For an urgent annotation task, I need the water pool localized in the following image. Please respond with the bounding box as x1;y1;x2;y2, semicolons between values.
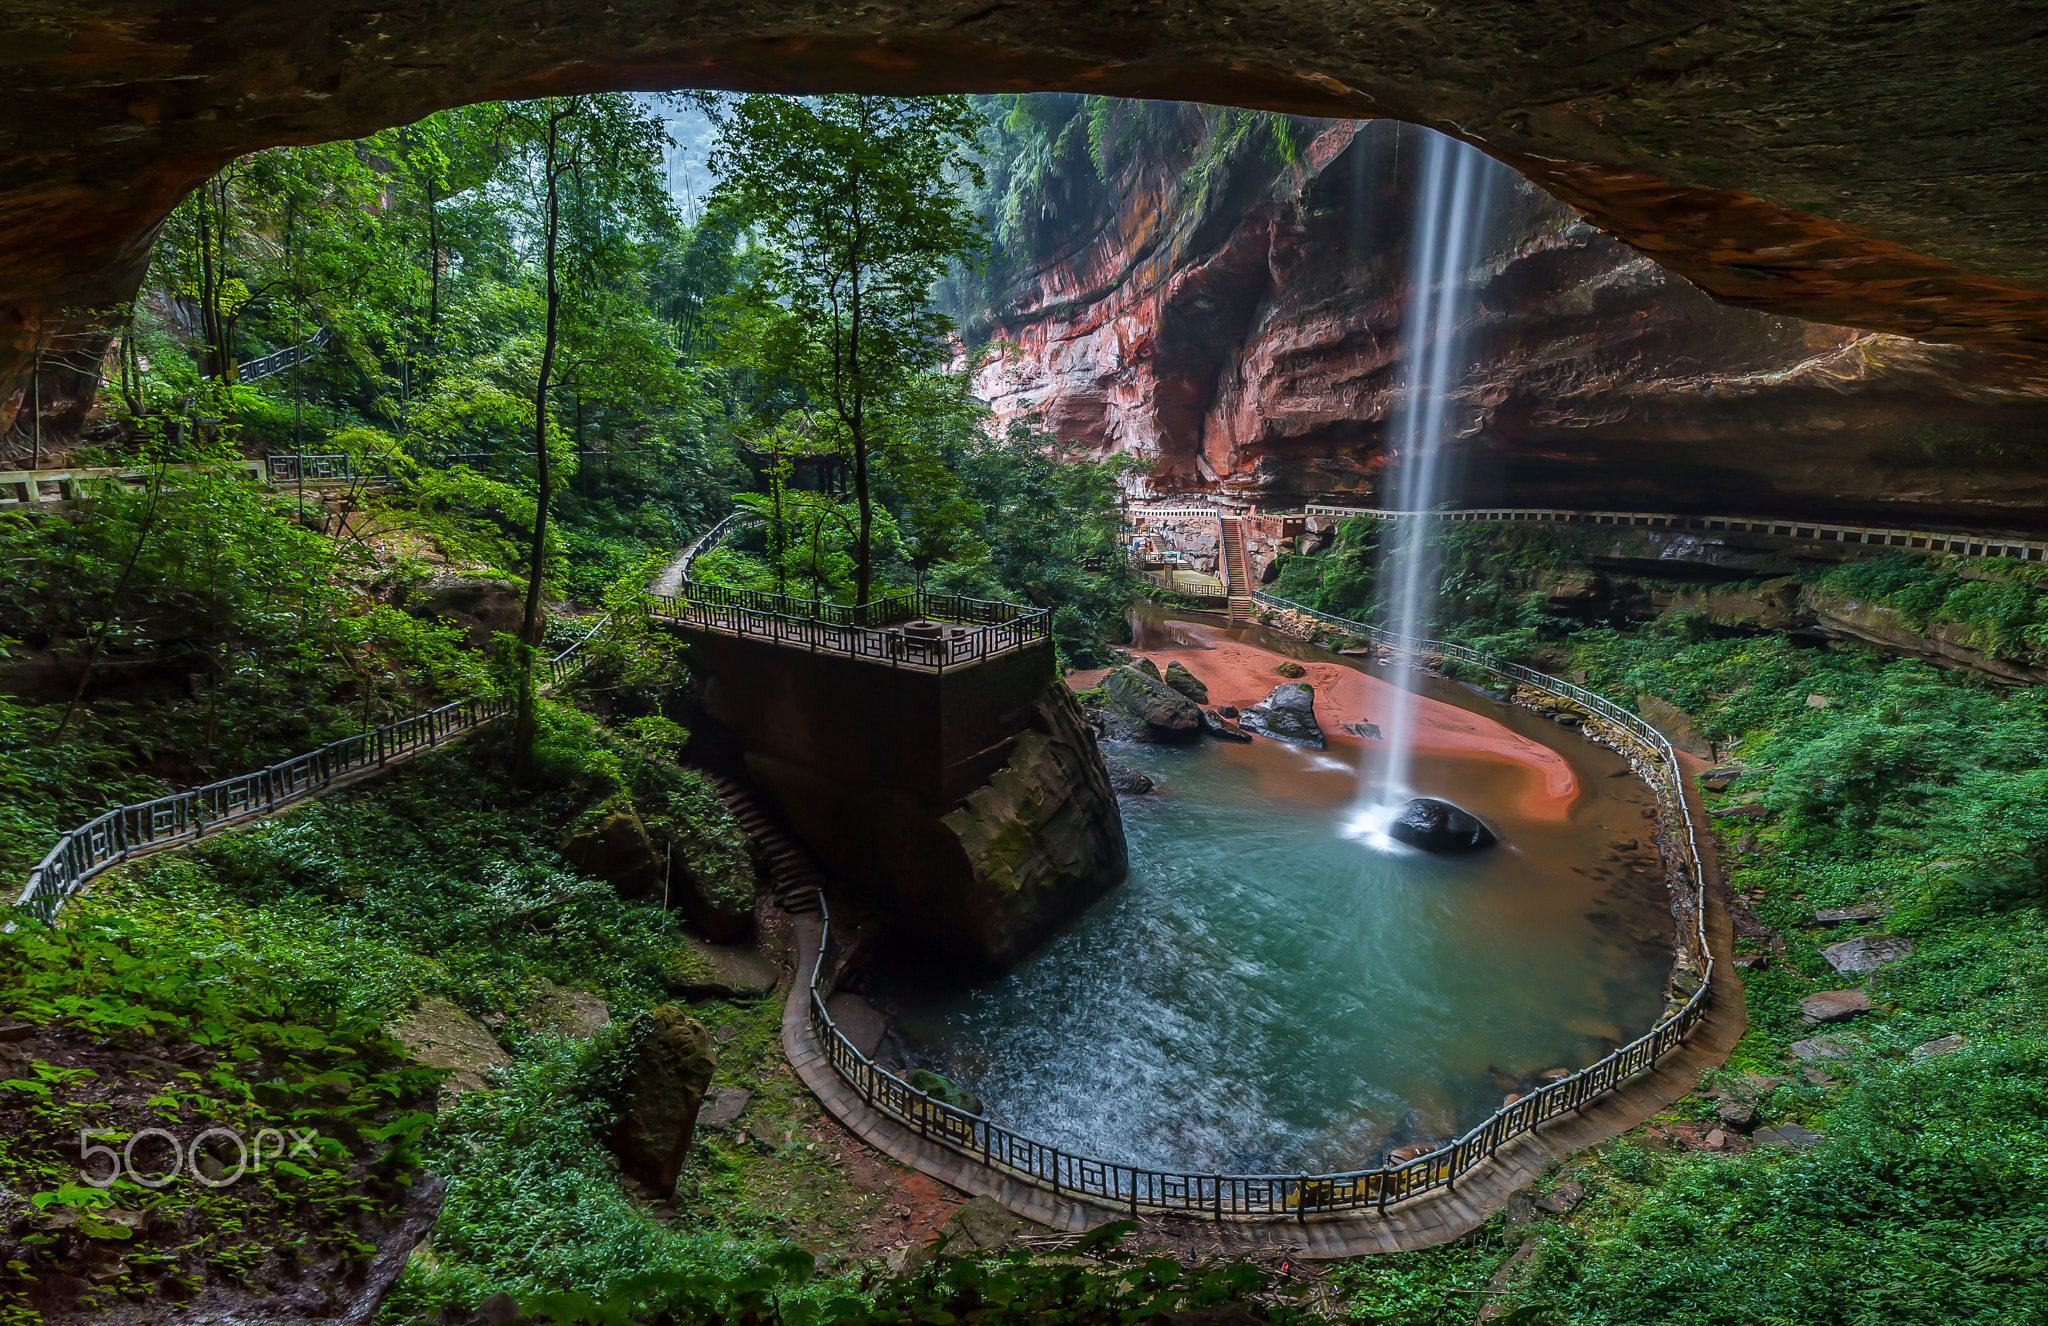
870;622;1675;1176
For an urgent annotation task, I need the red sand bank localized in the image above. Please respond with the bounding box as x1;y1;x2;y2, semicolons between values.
1070;620;1578;821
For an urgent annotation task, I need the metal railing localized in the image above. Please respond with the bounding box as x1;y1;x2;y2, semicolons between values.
263;452;495;484
1300;503;2048;564
649;513;1051;672
236;328;332;384
806;590;1713;1223
13;599;616;926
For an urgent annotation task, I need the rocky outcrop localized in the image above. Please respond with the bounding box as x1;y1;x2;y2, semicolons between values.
1102;664;1205;742
669;934;781;1001
1388;798;1498;853
11;0;2048;414
394;573;529;652
963;111;2048;527
610;1006;716;1193
559;799;661;899
1804;588;2048;686
1239;682;1325;748
941;681;1131;969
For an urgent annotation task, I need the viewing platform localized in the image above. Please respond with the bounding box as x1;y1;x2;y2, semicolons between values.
650;585;1047;673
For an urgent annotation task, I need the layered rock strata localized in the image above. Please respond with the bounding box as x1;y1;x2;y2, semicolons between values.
968;115;2048;530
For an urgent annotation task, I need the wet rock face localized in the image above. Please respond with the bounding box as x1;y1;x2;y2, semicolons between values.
966;116;2048;526
1388;797;1498;852
1239;682;1324;748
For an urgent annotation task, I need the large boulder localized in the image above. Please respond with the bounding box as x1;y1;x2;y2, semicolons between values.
673;852;759;943
1387;798;1498;852
610;1006;717;1193
1238;682;1324;748
939;682;1130;970
396;573;529;651
1102;664;1204;742
1164;659;1209;704
560;800;661;898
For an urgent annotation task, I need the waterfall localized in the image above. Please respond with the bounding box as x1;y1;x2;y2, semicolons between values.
1357;130;1497;819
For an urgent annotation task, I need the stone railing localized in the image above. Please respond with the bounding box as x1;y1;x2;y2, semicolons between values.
805;589;1713;1223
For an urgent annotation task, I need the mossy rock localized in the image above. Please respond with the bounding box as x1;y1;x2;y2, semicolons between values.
1274;660;1307;679
1102;665;1202;740
908;1068;983;1116
610;1005;716;1192
560;796;660;898
1164;659;1209;703
1133;656;1163;680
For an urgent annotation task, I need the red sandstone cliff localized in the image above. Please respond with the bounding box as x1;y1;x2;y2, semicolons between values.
963;110;2048;531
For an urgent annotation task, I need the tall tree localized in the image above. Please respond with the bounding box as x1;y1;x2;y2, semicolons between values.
705;94;985;605
497;94;679;780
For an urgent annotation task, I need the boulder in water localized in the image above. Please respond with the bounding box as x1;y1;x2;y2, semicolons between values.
1105;759;1155;795
1102;665;1203;741
1200;707;1252;742
1239;682;1324;748
1388;798;1497;852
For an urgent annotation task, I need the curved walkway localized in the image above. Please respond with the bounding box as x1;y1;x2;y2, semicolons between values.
781;786;1743;1256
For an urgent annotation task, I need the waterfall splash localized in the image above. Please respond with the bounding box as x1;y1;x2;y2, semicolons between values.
1349;130;1497;841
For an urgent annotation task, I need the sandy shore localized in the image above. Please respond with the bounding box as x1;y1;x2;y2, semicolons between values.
1070;620;1580;820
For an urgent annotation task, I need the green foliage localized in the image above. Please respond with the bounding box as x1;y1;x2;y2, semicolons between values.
927;418;1143;667
704;91;988;603
1813;551;2048;666
0;462;485;876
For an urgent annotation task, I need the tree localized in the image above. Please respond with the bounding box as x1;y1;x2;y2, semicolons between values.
495;94;679;781
704;94;986;605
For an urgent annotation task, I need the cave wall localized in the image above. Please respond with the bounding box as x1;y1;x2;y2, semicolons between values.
966;116;2048;532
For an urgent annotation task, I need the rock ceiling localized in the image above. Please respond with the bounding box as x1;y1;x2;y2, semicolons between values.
2;0;2044;343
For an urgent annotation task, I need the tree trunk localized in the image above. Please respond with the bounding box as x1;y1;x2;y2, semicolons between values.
513;108;570;784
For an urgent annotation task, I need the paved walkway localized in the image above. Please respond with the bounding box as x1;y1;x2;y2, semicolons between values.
779;770;1744;1258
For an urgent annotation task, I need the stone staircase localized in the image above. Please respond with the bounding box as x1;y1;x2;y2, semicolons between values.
1218;515;1256;624
701;772;823;916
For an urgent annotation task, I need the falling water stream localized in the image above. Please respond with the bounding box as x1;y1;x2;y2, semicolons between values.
1362;131;1499;816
